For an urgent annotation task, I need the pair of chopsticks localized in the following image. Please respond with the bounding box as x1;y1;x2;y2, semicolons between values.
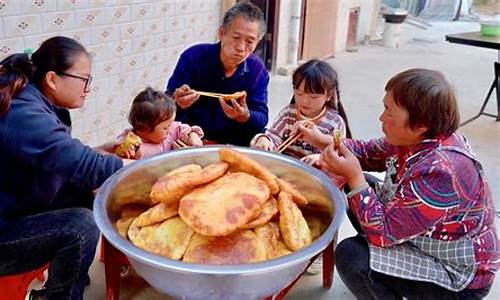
173;139;189;149
195;90;243;101
276;122;313;153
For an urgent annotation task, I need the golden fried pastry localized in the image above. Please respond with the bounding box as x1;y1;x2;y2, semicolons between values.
276;178;308;206
219;148;279;194
179;172;270;236
158;164;202;181
278;192;312;251
120;203;149;218
333;129;342;149
131;202;178;228
115;131;142;157
254;222;280;259
116;217;135;239
274;240;293;258
150;162;229;204
183;230;267;264
128;217;194;259
241;197;278;229
305;215;329;240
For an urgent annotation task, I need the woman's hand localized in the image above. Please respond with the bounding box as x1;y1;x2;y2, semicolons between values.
300;153;320;166
320;141;365;189
188;132;203;146
252;135;273;151
174;84;200;109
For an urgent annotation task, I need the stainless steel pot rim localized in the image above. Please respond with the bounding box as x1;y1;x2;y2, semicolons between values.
94;146;346;275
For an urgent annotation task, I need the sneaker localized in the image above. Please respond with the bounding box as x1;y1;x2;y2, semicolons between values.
306;256;323;275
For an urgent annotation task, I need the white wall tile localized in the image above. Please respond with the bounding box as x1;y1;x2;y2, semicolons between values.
0;0;221;145
61;27;92;46
120;21;143;40
3;15;42;38
57;0;90;10
21;0;57;14
153;0;174;18
0;0;22;16
130;3;153;21
143;18;164;36
42;11;76;33
0;37;24;61
107;39;132;58
91;25;119;44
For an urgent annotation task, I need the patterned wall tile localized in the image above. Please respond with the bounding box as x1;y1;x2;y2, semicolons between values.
131;36;154;54
120;21;143;40
164;16;184;32
122;53;144;73
94;57;121;77
155;32;173;49
3;15;42;38
23;33;53;50
90;0;116;8
175;0;193;14
144;49;166;67
21;0;57;14
57;0;90;10
0;37;24;61
42;11;75;33
153;0;174;18
107;40;132;58
86;42;108;62
130;3;153;21
111;5;130;24
143;18;163;36
91;25;119;44
74;8;106;27
0;0;21;16
61;27;92;46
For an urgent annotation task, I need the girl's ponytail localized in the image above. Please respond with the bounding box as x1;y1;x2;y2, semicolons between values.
335;85;352;139
0;53;33;116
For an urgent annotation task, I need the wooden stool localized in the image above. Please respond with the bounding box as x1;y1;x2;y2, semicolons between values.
0;264;49;300
102;232;338;300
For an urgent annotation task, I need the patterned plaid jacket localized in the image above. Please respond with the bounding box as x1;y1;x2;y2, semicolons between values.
345;133;499;290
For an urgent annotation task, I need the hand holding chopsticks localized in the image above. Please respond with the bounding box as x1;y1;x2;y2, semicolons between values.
277;122;314;153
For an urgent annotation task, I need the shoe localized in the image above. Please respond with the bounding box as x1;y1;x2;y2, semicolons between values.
306;256;323;275
28;289;47;300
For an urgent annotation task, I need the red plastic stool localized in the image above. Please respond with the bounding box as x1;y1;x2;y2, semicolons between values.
102;231;337;300
0;264;49;300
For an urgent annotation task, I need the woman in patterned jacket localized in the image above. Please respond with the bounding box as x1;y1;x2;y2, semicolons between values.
321;68;499;299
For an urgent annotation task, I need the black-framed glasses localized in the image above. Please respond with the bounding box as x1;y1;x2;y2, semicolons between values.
58;72;92;92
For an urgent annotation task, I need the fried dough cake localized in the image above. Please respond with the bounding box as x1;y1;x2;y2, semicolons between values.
241;197;278;229
183;230;267;264
179;172;270;236
278;192;312;251
116;217;135;239
150;162;229;205
218;148;279;194
132;202;178;228
254;222;280;259
305;214;329;240
128;217;194;259
158;164;202;181
276;178;308;206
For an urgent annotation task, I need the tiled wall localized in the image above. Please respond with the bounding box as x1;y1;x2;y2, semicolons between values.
0;0;221;146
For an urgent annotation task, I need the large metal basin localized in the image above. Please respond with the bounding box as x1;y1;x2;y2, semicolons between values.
94;146;346;299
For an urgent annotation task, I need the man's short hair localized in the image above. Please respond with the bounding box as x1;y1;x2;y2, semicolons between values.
385;68;459;138
222;1;267;38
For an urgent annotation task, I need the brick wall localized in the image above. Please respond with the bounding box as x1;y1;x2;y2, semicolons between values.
0;0;221;146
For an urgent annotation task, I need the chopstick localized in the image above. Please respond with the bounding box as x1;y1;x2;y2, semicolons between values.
174;139;189;149
277;132;303;153
276;122;314;153
195;90;243;101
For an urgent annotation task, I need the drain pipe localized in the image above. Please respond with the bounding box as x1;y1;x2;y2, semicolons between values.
287;0;302;65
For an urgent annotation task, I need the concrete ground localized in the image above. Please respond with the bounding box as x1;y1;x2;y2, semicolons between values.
84;20;500;299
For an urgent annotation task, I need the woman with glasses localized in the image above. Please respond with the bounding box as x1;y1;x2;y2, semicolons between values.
0;36;126;299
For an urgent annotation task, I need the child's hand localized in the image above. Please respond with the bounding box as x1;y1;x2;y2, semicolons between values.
294;121;329;149
188;132;203;147
121;146;143;160
300;154;320;166
253;136;273;151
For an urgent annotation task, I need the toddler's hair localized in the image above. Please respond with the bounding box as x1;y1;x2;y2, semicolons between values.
292;59;352;138
128;87;176;133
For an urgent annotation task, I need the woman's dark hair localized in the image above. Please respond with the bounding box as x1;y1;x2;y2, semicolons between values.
291;59;352;138
0;36;88;116
385;68;459;138
128;87;176;133
222;1;266;38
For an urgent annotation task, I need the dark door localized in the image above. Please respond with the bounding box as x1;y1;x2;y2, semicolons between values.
243;0;279;71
